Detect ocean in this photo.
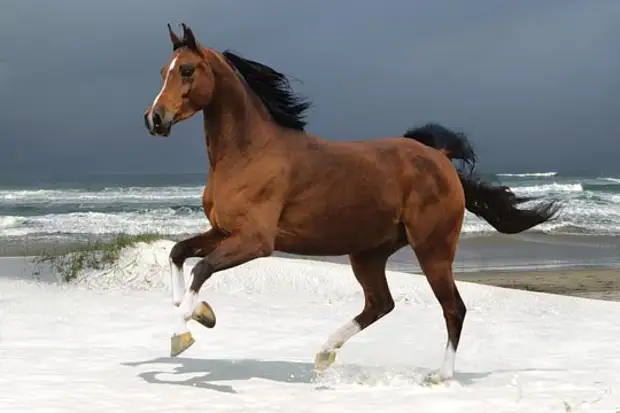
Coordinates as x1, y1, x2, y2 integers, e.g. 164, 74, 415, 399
2, 171, 620, 240
1, 171, 620, 271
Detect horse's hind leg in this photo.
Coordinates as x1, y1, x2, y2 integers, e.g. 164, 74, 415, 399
314, 242, 402, 373
411, 224, 466, 383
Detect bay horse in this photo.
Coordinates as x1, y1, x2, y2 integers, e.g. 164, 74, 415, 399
143, 23, 560, 383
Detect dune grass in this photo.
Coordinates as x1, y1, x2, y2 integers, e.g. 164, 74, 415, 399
34, 232, 167, 282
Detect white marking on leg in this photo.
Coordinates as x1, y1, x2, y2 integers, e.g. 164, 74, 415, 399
438, 341, 456, 380
152, 57, 178, 109
169, 259, 185, 306
173, 273, 199, 335
320, 320, 361, 352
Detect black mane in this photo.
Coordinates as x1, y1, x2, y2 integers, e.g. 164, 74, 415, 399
222, 50, 312, 131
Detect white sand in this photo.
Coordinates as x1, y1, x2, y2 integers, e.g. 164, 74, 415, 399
1, 240, 620, 412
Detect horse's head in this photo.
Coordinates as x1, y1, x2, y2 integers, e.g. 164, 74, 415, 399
144, 24, 215, 137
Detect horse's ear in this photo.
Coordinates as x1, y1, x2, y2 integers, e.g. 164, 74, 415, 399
167, 23, 182, 50
181, 23, 204, 56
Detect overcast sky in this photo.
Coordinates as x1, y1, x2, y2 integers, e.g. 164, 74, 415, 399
1, 0, 619, 179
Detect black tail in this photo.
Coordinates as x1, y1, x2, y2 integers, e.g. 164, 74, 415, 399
403, 123, 562, 234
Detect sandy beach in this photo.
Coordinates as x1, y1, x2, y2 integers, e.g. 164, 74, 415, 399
3, 242, 620, 411
456, 268, 620, 302
2, 233, 619, 303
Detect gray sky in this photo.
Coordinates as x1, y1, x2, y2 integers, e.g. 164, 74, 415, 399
1, 0, 619, 179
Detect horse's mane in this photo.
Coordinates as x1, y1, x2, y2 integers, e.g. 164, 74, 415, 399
222, 50, 312, 131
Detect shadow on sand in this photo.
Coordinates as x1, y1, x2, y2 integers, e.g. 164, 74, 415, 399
122, 357, 316, 393
122, 356, 565, 394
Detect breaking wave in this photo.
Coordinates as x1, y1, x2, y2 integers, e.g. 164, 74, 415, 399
496, 172, 557, 178
3, 174, 620, 238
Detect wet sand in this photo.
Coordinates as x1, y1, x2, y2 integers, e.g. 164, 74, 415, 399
455, 267, 620, 302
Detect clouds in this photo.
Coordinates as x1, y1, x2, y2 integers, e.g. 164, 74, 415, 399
0, 0, 619, 178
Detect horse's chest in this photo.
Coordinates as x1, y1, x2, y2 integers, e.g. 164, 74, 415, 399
201, 189, 242, 231
202, 189, 217, 228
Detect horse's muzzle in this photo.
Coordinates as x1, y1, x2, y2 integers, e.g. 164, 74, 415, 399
144, 106, 173, 137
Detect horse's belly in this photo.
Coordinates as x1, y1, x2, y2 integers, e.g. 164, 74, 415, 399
274, 206, 400, 256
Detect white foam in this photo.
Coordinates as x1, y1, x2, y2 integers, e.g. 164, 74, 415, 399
0, 215, 20, 230
1, 243, 620, 411
3, 176, 620, 239
497, 171, 558, 177
0, 210, 209, 237
462, 195, 620, 235
512, 182, 583, 195
0, 186, 203, 204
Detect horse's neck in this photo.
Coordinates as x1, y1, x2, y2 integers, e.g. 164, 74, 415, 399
202, 57, 272, 169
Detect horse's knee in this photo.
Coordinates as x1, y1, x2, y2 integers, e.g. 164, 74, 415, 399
170, 242, 188, 268
188, 258, 215, 292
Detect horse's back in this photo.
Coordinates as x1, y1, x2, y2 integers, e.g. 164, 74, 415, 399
273, 135, 464, 254
287, 134, 465, 214
273, 136, 405, 254
331, 135, 467, 244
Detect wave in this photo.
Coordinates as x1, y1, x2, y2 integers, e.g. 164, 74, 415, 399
4, 201, 620, 239
597, 177, 620, 186
511, 183, 582, 195
4, 174, 620, 239
0, 208, 209, 237
601, 177, 620, 184
0, 203, 203, 217
496, 172, 557, 178
0, 186, 204, 204
463, 194, 620, 235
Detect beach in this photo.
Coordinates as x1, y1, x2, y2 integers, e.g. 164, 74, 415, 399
2, 239, 620, 411
456, 268, 620, 302
3, 3, 618, 407
2, 171, 620, 305
3, 231, 619, 303
273, 233, 620, 302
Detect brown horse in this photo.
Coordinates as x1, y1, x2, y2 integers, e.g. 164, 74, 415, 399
143, 23, 560, 383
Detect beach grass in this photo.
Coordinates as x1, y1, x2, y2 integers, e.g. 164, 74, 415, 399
33, 232, 168, 282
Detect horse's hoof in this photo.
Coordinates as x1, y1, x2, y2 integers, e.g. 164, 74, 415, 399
422, 372, 451, 387
170, 332, 195, 357
192, 301, 216, 329
314, 350, 337, 374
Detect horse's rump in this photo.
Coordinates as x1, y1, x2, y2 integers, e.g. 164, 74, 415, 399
403, 123, 561, 234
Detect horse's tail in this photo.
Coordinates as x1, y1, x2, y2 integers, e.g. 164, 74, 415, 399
403, 123, 561, 234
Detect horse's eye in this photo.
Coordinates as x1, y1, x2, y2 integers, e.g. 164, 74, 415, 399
180, 64, 195, 77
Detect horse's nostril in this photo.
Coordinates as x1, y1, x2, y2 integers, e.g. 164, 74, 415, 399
152, 112, 162, 127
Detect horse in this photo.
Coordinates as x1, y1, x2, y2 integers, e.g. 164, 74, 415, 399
143, 23, 561, 383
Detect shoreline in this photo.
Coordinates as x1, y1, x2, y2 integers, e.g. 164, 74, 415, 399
288, 254, 620, 302
2, 233, 619, 303
4, 256, 619, 304
454, 267, 620, 302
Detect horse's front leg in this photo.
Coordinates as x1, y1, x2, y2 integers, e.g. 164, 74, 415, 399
170, 230, 274, 357
168, 229, 226, 306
